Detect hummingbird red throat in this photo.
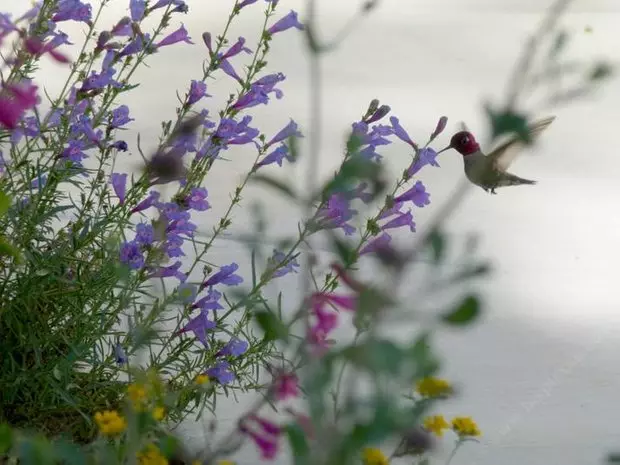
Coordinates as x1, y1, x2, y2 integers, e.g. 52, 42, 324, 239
437, 116, 556, 194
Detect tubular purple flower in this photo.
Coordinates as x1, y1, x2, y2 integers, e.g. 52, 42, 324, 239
219, 59, 244, 84
120, 240, 145, 269
156, 24, 193, 48
151, 0, 187, 10
186, 187, 210, 211
381, 209, 416, 233
135, 223, 154, 245
431, 116, 448, 140
110, 140, 128, 151
267, 10, 304, 35
365, 105, 391, 124
217, 338, 249, 357
268, 250, 300, 278
238, 0, 259, 9
111, 173, 128, 204
114, 342, 127, 365
256, 145, 292, 168
52, 0, 92, 24
265, 119, 302, 148
119, 33, 151, 56
231, 88, 269, 111
221, 37, 252, 60
407, 147, 439, 177
202, 263, 243, 288
111, 17, 132, 36
149, 260, 186, 282
110, 105, 134, 128
131, 191, 160, 214
192, 288, 224, 311
202, 31, 212, 53
187, 80, 209, 105
206, 361, 235, 385
389, 116, 418, 149
130, 0, 146, 21
179, 308, 215, 346
359, 232, 392, 256
393, 180, 430, 207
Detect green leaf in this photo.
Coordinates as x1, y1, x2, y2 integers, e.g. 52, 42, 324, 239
0, 423, 12, 454
249, 174, 297, 199
442, 295, 481, 326
0, 236, 22, 263
343, 340, 403, 375
427, 229, 445, 264
589, 62, 613, 81
329, 232, 357, 267
548, 30, 568, 59
286, 424, 310, 465
255, 310, 289, 342
485, 106, 531, 143
0, 190, 10, 216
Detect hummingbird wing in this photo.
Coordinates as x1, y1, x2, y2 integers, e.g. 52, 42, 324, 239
487, 116, 556, 171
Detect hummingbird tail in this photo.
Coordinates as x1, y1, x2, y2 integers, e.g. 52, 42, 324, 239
498, 173, 537, 187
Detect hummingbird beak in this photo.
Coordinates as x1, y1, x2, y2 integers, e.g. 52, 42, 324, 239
436, 145, 452, 155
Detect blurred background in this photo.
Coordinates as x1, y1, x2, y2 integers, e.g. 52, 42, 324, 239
3, 0, 620, 464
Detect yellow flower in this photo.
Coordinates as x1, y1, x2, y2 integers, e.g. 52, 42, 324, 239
152, 406, 165, 421
451, 416, 481, 437
94, 410, 126, 436
415, 377, 452, 398
362, 447, 389, 465
423, 415, 450, 437
127, 383, 148, 408
195, 374, 209, 385
137, 444, 168, 465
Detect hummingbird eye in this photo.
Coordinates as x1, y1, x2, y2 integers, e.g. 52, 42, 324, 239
460, 135, 469, 146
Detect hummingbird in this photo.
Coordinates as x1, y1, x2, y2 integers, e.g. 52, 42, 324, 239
437, 116, 556, 194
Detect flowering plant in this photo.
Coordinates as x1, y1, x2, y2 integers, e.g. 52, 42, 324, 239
0, 0, 611, 464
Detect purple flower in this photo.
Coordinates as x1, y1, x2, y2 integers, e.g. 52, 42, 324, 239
206, 361, 235, 385
394, 181, 430, 208
131, 191, 160, 214
179, 309, 216, 346
111, 173, 127, 204
156, 24, 193, 48
217, 338, 249, 357
149, 260, 187, 282
389, 116, 417, 149
266, 119, 302, 148
187, 80, 209, 105
268, 250, 300, 278
315, 194, 356, 236
192, 288, 224, 311
407, 147, 440, 177
221, 37, 252, 60
219, 59, 244, 84
202, 263, 243, 288
130, 0, 146, 21
119, 33, 151, 56
52, 0, 92, 24
151, 0, 187, 10
214, 116, 260, 146
186, 187, 210, 211
381, 209, 416, 233
267, 10, 304, 35
359, 232, 392, 256
114, 342, 127, 365
110, 105, 134, 128
256, 145, 292, 169
431, 116, 448, 140
120, 240, 145, 269
111, 17, 132, 36
238, 0, 259, 9
231, 88, 269, 111
365, 105, 391, 124
135, 223, 154, 245
111, 140, 128, 151
80, 67, 122, 91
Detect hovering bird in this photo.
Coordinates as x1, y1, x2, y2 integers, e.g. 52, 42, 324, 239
437, 116, 556, 194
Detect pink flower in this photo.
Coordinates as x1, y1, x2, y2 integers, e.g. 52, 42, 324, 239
274, 372, 299, 401
0, 81, 38, 130
240, 415, 282, 460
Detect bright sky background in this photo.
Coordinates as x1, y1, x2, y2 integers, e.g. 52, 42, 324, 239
3, 1, 620, 464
